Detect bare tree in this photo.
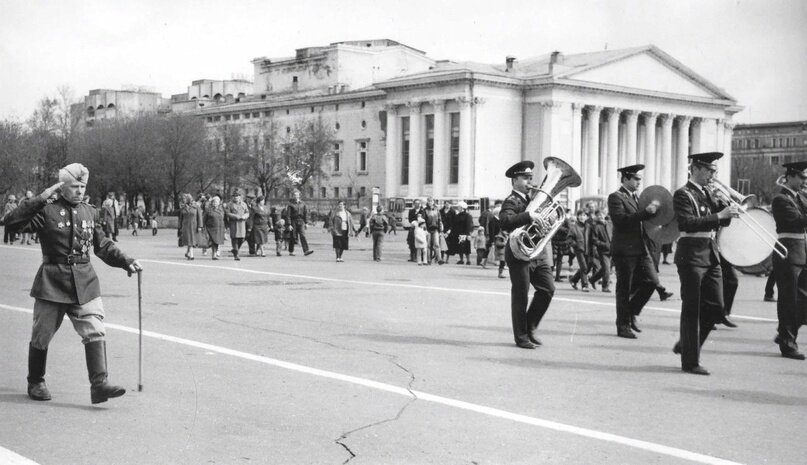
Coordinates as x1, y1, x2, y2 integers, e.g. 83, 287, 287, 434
0, 120, 35, 197
244, 119, 287, 198
158, 114, 207, 209
214, 123, 250, 196
285, 116, 335, 188
731, 155, 780, 205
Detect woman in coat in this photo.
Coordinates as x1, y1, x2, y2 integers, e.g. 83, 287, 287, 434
204, 195, 225, 260
449, 201, 475, 265
178, 193, 202, 260
330, 200, 356, 262
195, 194, 210, 256
250, 196, 273, 257
225, 191, 250, 260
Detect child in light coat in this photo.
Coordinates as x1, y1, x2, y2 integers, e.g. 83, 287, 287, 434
473, 225, 488, 268
413, 217, 428, 265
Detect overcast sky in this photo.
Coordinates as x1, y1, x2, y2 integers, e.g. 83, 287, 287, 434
1, 0, 805, 124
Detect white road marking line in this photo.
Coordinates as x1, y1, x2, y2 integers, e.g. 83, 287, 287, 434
140, 258, 778, 323
0, 446, 41, 465
0, 245, 777, 323
1, 302, 744, 465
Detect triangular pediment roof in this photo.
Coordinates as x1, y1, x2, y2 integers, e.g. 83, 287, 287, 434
376, 45, 735, 103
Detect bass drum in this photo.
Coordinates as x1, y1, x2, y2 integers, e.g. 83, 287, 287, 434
717, 207, 777, 267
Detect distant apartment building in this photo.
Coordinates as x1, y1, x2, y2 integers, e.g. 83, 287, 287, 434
78, 89, 170, 126
731, 120, 807, 165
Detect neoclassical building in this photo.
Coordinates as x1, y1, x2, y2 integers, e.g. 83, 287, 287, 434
74, 40, 742, 208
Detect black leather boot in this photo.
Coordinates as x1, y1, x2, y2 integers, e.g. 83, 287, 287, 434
27, 343, 51, 401
85, 341, 126, 404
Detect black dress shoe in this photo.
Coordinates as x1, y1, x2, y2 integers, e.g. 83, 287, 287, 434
764, 296, 776, 302
673, 341, 682, 354
683, 365, 710, 375
630, 317, 642, 333
601, 287, 612, 293
304, 250, 314, 256
781, 350, 806, 360
528, 335, 542, 346
570, 281, 578, 290
617, 327, 637, 339
516, 340, 538, 349
721, 317, 738, 328
774, 335, 782, 345
660, 291, 674, 301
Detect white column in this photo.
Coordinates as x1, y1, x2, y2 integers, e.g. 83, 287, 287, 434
605, 107, 621, 194
407, 101, 423, 197
624, 110, 639, 166
384, 104, 399, 197
584, 106, 602, 196
431, 100, 447, 198
658, 113, 674, 189
690, 118, 702, 153
571, 103, 584, 175
458, 97, 473, 198
642, 113, 659, 185
675, 116, 692, 188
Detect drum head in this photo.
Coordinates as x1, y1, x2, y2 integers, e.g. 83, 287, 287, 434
639, 185, 674, 227
718, 208, 778, 267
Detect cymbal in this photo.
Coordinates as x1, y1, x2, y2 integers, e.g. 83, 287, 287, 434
639, 185, 674, 227
646, 217, 679, 244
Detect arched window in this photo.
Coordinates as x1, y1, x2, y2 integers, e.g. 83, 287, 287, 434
237, 92, 245, 99
97, 105, 104, 110
87, 106, 95, 116
107, 103, 115, 109
202, 94, 210, 99
213, 93, 222, 102
191, 96, 197, 100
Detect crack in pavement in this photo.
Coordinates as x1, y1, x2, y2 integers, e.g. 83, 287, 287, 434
210, 303, 419, 465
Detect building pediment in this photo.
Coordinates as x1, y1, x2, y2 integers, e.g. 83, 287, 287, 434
557, 47, 733, 101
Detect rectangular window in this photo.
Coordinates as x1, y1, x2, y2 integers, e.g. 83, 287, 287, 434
252, 112, 260, 118
233, 114, 240, 120
360, 186, 366, 197
321, 187, 327, 198
401, 116, 410, 185
253, 136, 259, 153
308, 187, 314, 198
333, 142, 342, 172
244, 113, 250, 119
425, 114, 434, 184
449, 112, 460, 184
273, 188, 279, 198
347, 187, 353, 198
771, 156, 780, 165
357, 140, 368, 172
334, 187, 340, 198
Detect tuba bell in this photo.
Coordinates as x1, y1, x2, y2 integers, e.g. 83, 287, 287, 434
508, 157, 582, 261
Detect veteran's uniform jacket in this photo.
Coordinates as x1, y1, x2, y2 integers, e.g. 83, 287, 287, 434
4, 196, 134, 305
499, 190, 551, 264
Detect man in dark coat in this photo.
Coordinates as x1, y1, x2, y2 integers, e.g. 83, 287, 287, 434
770, 161, 807, 360
284, 189, 314, 256
672, 152, 737, 375
500, 160, 557, 349
5, 163, 143, 403
607, 164, 660, 339
407, 199, 424, 262
589, 209, 612, 292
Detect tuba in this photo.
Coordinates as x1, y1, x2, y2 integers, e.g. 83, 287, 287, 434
508, 157, 582, 261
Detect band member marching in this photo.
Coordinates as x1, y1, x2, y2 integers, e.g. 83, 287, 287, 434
4, 163, 144, 403
672, 152, 738, 375
770, 161, 807, 360
500, 159, 580, 349
607, 164, 661, 338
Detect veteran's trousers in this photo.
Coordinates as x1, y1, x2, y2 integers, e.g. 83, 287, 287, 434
677, 264, 724, 369
31, 297, 106, 350
505, 247, 555, 344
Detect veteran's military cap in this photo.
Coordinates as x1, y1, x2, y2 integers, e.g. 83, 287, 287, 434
505, 160, 535, 178
782, 161, 807, 178
617, 164, 645, 176
688, 152, 723, 170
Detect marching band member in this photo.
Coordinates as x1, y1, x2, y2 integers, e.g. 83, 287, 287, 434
500, 161, 555, 349
672, 152, 738, 375
770, 161, 807, 360
607, 164, 660, 339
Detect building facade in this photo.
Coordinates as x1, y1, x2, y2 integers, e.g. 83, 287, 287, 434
75, 40, 742, 207
731, 120, 807, 165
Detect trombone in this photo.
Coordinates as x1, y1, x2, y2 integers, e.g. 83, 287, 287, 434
707, 178, 788, 261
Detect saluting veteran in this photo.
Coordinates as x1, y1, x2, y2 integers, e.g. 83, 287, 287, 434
672, 152, 737, 375
4, 163, 143, 403
771, 161, 807, 360
500, 160, 555, 349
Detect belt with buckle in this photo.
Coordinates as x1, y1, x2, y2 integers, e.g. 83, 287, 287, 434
43, 254, 90, 265
678, 232, 716, 239
778, 233, 807, 240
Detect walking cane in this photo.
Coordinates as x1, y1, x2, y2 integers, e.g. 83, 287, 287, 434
137, 269, 143, 392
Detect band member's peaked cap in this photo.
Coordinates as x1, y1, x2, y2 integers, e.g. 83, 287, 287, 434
505, 160, 535, 178
688, 152, 723, 170
782, 161, 807, 178
617, 164, 645, 176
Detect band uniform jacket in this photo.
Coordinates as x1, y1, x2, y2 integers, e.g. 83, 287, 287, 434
673, 182, 731, 267
608, 187, 653, 257
771, 187, 807, 266
5, 196, 134, 305
499, 190, 551, 264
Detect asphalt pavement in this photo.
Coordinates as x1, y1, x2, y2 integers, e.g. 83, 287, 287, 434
0, 228, 803, 465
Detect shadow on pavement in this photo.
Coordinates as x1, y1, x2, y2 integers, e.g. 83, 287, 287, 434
0, 392, 97, 411
666, 387, 807, 406
473, 357, 679, 374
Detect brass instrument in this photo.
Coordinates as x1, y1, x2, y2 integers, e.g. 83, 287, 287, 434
508, 157, 581, 261
707, 178, 788, 266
